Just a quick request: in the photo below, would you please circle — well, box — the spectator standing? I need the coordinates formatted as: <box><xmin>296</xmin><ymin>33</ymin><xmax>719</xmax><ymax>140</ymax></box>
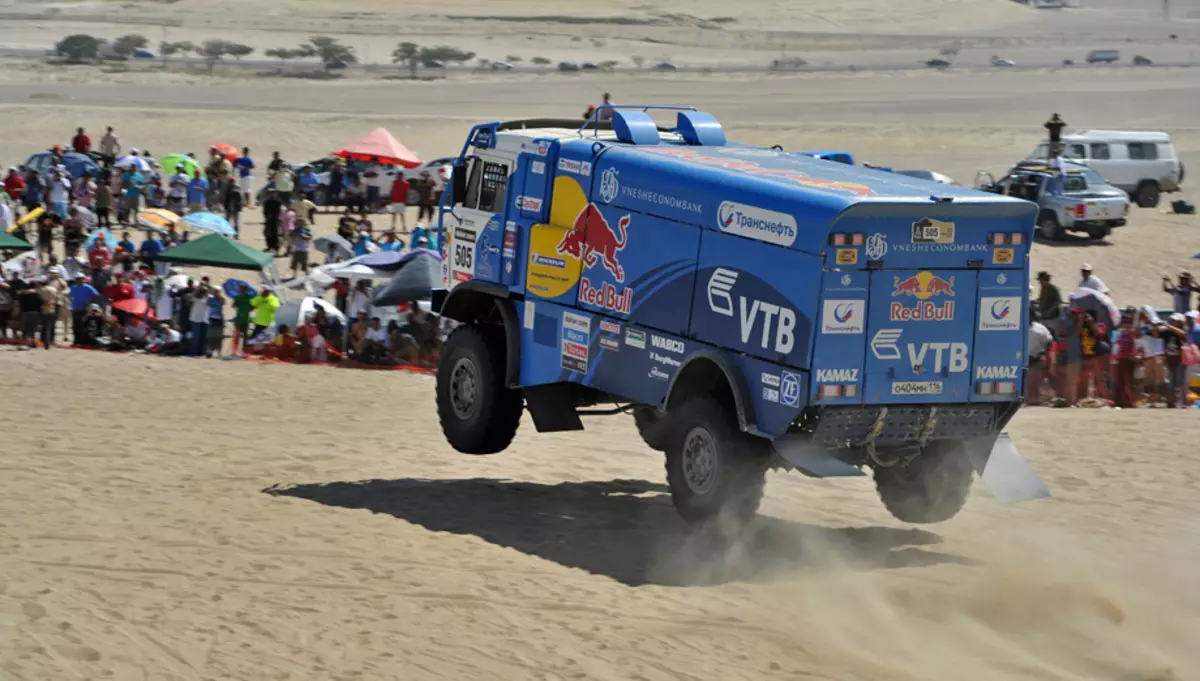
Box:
<box><xmin>267</xmin><ymin>151</ymin><xmax>285</xmax><ymax>176</ymax></box>
<box><xmin>1027</xmin><ymin>318</ymin><xmax>1053</xmax><ymax>404</ymax></box>
<box><xmin>167</xmin><ymin>165</ymin><xmax>189</xmax><ymax>214</ymax></box>
<box><xmin>344</xmin><ymin>174</ymin><xmax>366</xmax><ymax>213</ymax></box>
<box><xmin>348</xmin><ymin>280</ymin><xmax>371</xmax><ymax>318</ymax></box>
<box><xmin>1159</xmin><ymin>314</ymin><xmax>1190</xmax><ymax>407</ymax></box>
<box><xmin>413</xmin><ymin>171</ymin><xmax>436</xmax><ymax>224</ymax></box>
<box><xmin>389</xmin><ymin>174</ymin><xmax>410</xmax><ymax>232</ymax></box>
<box><xmin>23</xmin><ymin>170</ymin><xmax>44</xmax><ymax>215</ymax></box>
<box><xmin>291</xmin><ymin>225</ymin><xmax>311</xmax><ymax>277</ymax></box>
<box><xmin>95</xmin><ymin>180</ymin><xmax>112</xmax><ymax>229</ymax></box>
<box><xmin>4</xmin><ymin>168</ymin><xmax>25</xmax><ymax>206</ymax></box>
<box><xmin>224</xmin><ymin>178</ymin><xmax>243</xmax><ymax>237</ymax></box>
<box><xmin>119</xmin><ymin>164</ymin><xmax>145</xmax><ymax>224</ymax></box>
<box><xmin>48</xmin><ymin>171</ymin><xmax>71</xmax><ymax>219</ymax></box>
<box><xmin>138</xmin><ymin>232</ymin><xmax>164</xmax><ymax>267</ymax></box>
<box><xmin>188</xmin><ymin>284</ymin><xmax>210</xmax><ymax>357</ymax></box>
<box><xmin>71</xmin><ymin>127</ymin><xmax>91</xmax><ymax>154</ymax></box>
<box><xmin>37</xmin><ymin>276</ymin><xmax>59</xmax><ymax>349</ymax></box>
<box><xmin>1162</xmin><ymin>272</ymin><xmax>1200</xmax><ymax>314</ymax></box>
<box><xmin>1078</xmin><ymin>264</ymin><xmax>1109</xmax><ymax>295</ymax></box>
<box><xmin>187</xmin><ymin>169</ymin><xmax>210</xmax><ymax>214</ymax></box>
<box><xmin>1044</xmin><ymin>113</ymin><xmax>1066</xmax><ymax>157</ymax></box>
<box><xmin>262</xmin><ymin>190</ymin><xmax>282</xmax><ymax>254</ymax></box>
<box><xmin>298</xmin><ymin>165</ymin><xmax>320</xmax><ymax>199</ymax></box>
<box><xmin>16</xmin><ymin>278</ymin><xmax>43</xmax><ymax>349</ymax></box>
<box><xmin>235</xmin><ymin>147</ymin><xmax>255</xmax><ymax>207</ymax></box>
<box><xmin>274</xmin><ymin>165</ymin><xmax>295</xmax><ymax>206</ymax></box>
<box><xmin>249</xmin><ymin>286</ymin><xmax>280</xmax><ymax>338</ymax></box>
<box><xmin>232</xmin><ymin>284</ymin><xmax>254</xmax><ymax>351</ymax></box>
<box><xmin>0</xmin><ymin>278</ymin><xmax>13</xmax><ymax>340</ymax></box>
<box><xmin>98</xmin><ymin>127</ymin><xmax>120</xmax><ymax>164</ymax></box>
<box><xmin>1112</xmin><ymin>315</ymin><xmax>1138</xmax><ymax>408</ymax></box>
<box><xmin>68</xmin><ymin>274</ymin><xmax>97</xmax><ymax>344</ymax></box>
<box><xmin>206</xmin><ymin>288</ymin><xmax>225</xmax><ymax>357</ymax></box>
<box><xmin>327</xmin><ymin>159</ymin><xmax>345</xmax><ymax>208</ymax></box>
<box><xmin>363</xmin><ymin>157</ymin><xmax>384</xmax><ymax>210</ymax></box>
<box><xmin>280</xmin><ymin>205</ymin><xmax>296</xmax><ymax>257</ymax></box>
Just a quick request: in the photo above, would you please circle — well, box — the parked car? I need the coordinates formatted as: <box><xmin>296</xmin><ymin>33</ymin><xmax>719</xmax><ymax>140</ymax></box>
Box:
<box><xmin>991</xmin><ymin>57</ymin><xmax>1016</xmax><ymax>68</ymax></box>
<box><xmin>581</xmin><ymin>62</ymin><xmax>598</xmax><ymax>71</ymax></box>
<box><xmin>325</xmin><ymin>60</ymin><xmax>348</xmax><ymax>70</ymax></box>
<box><xmin>1086</xmin><ymin>49</ymin><xmax>1120</xmax><ymax>64</ymax></box>
<box><xmin>558</xmin><ymin>62</ymin><xmax>580</xmax><ymax>72</ymax></box>
<box><xmin>1026</xmin><ymin>130</ymin><xmax>1184</xmax><ymax>207</ymax></box>
<box><xmin>490</xmin><ymin>61</ymin><xmax>513</xmax><ymax>71</ymax></box>
<box><xmin>1132</xmin><ymin>55</ymin><xmax>1153</xmax><ymax>66</ymax></box>
<box><xmin>976</xmin><ymin>161</ymin><xmax>1129</xmax><ymax>240</ymax></box>
<box><xmin>133</xmin><ymin>49</ymin><xmax>155</xmax><ymax>59</ymax></box>
<box><xmin>654</xmin><ymin>62</ymin><xmax>678</xmax><ymax>71</ymax></box>
<box><xmin>925</xmin><ymin>58</ymin><xmax>951</xmax><ymax>69</ymax></box>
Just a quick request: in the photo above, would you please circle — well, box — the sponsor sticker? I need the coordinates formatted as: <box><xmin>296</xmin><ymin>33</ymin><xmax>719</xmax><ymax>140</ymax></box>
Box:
<box><xmin>648</xmin><ymin>366</ymin><xmax>670</xmax><ymax>381</ymax></box>
<box><xmin>993</xmin><ymin>248</ymin><xmax>1014</xmax><ymax>265</ymax></box>
<box><xmin>890</xmin><ymin>301</ymin><xmax>955</xmax><ymax>322</ymax></box>
<box><xmin>821</xmin><ymin>300</ymin><xmax>865</xmax><ymax>335</ymax></box>
<box><xmin>979</xmin><ymin>296</ymin><xmax>1021</xmax><ymax>331</ymax></box>
<box><xmin>560</xmin><ymin>311</ymin><xmax>590</xmax><ymax>373</ymax></box>
<box><xmin>976</xmin><ymin>365</ymin><xmax>1019</xmax><ymax>380</ymax></box>
<box><xmin>911</xmin><ymin>217</ymin><xmax>955</xmax><ymax>244</ymax></box>
<box><xmin>892</xmin><ymin>271</ymin><xmax>954</xmax><ymax>300</ymax></box>
<box><xmin>815</xmin><ymin>368</ymin><xmax>859</xmax><ymax>383</ymax></box>
<box><xmin>865</xmin><ymin>233</ymin><xmax>888</xmax><ymax>259</ymax></box>
<box><xmin>779</xmin><ymin>371</ymin><xmax>801</xmax><ymax>407</ymax></box>
<box><xmin>762</xmin><ymin>386</ymin><xmax>780</xmax><ymax>403</ymax></box>
<box><xmin>599</xmin><ymin>336</ymin><xmax>620</xmax><ymax>352</ymax></box>
<box><xmin>532</xmin><ymin>161</ymin><xmax>545</xmax><ymax>175</ymax></box>
<box><xmin>536</xmin><ymin>140</ymin><xmax>550</xmax><ymax>155</ymax></box>
<box><xmin>624</xmin><ymin>328</ymin><xmax>646</xmax><ymax>349</ymax></box>
<box><xmin>531</xmin><ymin>252</ymin><xmax>566</xmax><ymax>269</ymax></box>
<box><xmin>761</xmin><ymin>372</ymin><xmax>780</xmax><ymax>388</ymax></box>
<box><xmin>580</xmin><ymin>161</ymin><xmax>592</xmax><ymax>176</ymax></box>
<box><xmin>650</xmin><ymin>352</ymin><xmax>681</xmax><ymax>368</ymax></box>
<box><xmin>562</xmin><ymin>311</ymin><xmax>590</xmax><ymax>334</ymax></box>
<box><xmin>599</xmin><ymin>320</ymin><xmax>621</xmax><ymax>335</ymax></box>
<box><xmin>516</xmin><ymin>196</ymin><xmax>543</xmax><ymax>212</ymax></box>
<box><xmin>650</xmin><ymin>335</ymin><xmax>684</xmax><ymax>354</ymax></box>
<box><xmin>836</xmin><ymin>249</ymin><xmax>858</xmax><ymax>265</ymax></box>
<box><xmin>716</xmin><ymin>201</ymin><xmax>797</xmax><ymax>246</ymax></box>
<box><xmin>892</xmin><ymin>381</ymin><xmax>944</xmax><ymax>395</ymax></box>
<box><xmin>558</xmin><ymin>158</ymin><xmax>582</xmax><ymax>174</ymax></box>
<box><xmin>579</xmin><ymin>278</ymin><xmax>632</xmax><ymax>315</ymax></box>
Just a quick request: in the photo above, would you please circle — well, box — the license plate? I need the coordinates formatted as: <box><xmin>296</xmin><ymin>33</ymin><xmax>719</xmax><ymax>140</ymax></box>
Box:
<box><xmin>892</xmin><ymin>381</ymin><xmax>944</xmax><ymax>395</ymax></box>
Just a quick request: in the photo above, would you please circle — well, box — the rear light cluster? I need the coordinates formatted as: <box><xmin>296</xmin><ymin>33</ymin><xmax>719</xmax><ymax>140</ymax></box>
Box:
<box><xmin>989</xmin><ymin>232</ymin><xmax>1025</xmax><ymax>246</ymax></box>
<box><xmin>828</xmin><ymin>233</ymin><xmax>865</xmax><ymax>247</ymax></box>
<box><xmin>818</xmin><ymin>384</ymin><xmax>859</xmax><ymax>399</ymax></box>
<box><xmin>1074</xmin><ymin>203</ymin><xmax>1087</xmax><ymax>218</ymax></box>
<box><xmin>976</xmin><ymin>381</ymin><xmax>1017</xmax><ymax>396</ymax></box>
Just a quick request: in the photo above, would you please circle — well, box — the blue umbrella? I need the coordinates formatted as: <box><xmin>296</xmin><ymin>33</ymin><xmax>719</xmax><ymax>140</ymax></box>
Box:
<box><xmin>180</xmin><ymin>212</ymin><xmax>236</xmax><ymax>236</ymax></box>
<box><xmin>371</xmin><ymin>251</ymin><xmax>441</xmax><ymax>306</ymax></box>
<box><xmin>25</xmin><ymin>151</ymin><xmax>99</xmax><ymax>180</ymax></box>
<box><xmin>223</xmin><ymin>278</ymin><xmax>257</xmax><ymax>298</ymax></box>
<box><xmin>85</xmin><ymin>229</ymin><xmax>117</xmax><ymax>250</ymax></box>
<box><xmin>357</xmin><ymin>250</ymin><xmax>406</xmax><ymax>270</ymax></box>
<box><xmin>399</xmin><ymin>247</ymin><xmax>441</xmax><ymax>263</ymax></box>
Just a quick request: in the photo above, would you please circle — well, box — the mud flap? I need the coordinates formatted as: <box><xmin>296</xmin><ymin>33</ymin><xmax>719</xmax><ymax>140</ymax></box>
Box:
<box><xmin>965</xmin><ymin>433</ymin><xmax>1050</xmax><ymax>504</ymax></box>
<box><xmin>772</xmin><ymin>436</ymin><xmax>865</xmax><ymax>478</ymax></box>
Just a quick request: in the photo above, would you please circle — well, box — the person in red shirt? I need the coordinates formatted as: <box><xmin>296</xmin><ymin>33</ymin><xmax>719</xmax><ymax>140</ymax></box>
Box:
<box><xmin>3</xmin><ymin>168</ymin><xmax>25</xmax><ymax>203</ymax></box>
<box><xmin>72</xmin><ymin>128</ymin><xmax>91</xmax><ymax>154</ymax></box>
<box><xmin>89</xmin><ymin>242</ymin><xmax>112</xmax><ymax>269</ymax></box>
<box><xmin>389</xmin><ymin>175</ymin><xmax>411</xmax><ymax>232</ymax></box>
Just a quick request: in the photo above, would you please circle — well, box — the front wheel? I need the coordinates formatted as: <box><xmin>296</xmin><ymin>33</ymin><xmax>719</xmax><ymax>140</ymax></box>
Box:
<box><xmin>436</xmin><ymin>325</ymin><xmax>523</xmax><ymax>454</ymax></box>
<box><xmin>665</xmin><ymin>396</ymin><xmax>771</xmax><ymax>526</ymax></box>
<box><xmin>873</xmin><ymin>440</ymin><xmax>974</xmax><ymax>523</ymax></box>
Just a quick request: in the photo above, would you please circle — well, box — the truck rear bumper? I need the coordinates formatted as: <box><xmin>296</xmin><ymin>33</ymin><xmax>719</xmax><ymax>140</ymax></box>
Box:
<box><xmin>806</xmin><ymin>403</ymin><xmax>1010</xmax><ymax>449</ymax></box>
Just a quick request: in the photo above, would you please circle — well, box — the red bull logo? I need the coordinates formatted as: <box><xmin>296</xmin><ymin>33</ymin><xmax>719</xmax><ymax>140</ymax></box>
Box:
<box><xmin>555</xmin><ymin>203</ymin><xmax>630</xmax><ymax>283</ymax></box>
<box><xmin>892</xmin><ymin>271</ymin><xmax>955</xmax><ymax>300</ymax></box>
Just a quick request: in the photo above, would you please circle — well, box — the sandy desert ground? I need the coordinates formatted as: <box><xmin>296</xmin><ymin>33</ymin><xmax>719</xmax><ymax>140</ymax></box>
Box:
<box><xmin>3</xmin><ymin>1</ymin><xmax>1200</xmax><ymax>679</ymax></box>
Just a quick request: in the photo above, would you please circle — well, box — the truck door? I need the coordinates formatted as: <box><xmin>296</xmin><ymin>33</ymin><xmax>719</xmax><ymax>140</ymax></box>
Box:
<box><xmin>445</xmin><ymin>153</ymin><xmax>513</xmax><ymax>288</ymax></box>
<box><xmin>863</xmin><ymin>269</ymin><xmax>978</xmax><ymax>403</ymax></box>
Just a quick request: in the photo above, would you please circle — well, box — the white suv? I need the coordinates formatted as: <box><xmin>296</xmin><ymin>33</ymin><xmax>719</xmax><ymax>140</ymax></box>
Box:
<box><xmin>1028</xmin><ymin>130</ymin><xmax>1183</xmax><ymax>208</ymax></box>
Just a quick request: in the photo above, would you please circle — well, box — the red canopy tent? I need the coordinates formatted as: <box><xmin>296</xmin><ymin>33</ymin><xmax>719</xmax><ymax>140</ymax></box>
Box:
<box><xmin>333</xmin><ymin>128</ymin><xmax>422</xmax><ymax>168</ymax></box>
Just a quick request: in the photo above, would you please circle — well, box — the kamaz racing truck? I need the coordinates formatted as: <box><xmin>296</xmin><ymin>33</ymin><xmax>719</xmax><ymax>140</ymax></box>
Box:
<box><xmin>433</xmin><ymin>106</ymin><xmax>1049</xmax><ymax>526</ymax></box>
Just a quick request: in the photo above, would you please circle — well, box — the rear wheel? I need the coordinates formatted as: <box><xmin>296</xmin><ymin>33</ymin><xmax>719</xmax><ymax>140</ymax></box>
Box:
<box><xmin>436</xmin><ymin>325</ymin><xmax>523</xmax><ymax>454</ymax></box>
<box><xmin>1087</xmin><ymin>224</ymin><xmax>1111</xmax><ymax>240</ymax></box>
<box><xmin>632</xmin><ymin>406</ymin><xmax>670</xmax><ymax>451</ymax></box>
<box><xmin>1134</xmin><ymin>181</ymin><xmax>1161</xmax><ymax>208</ymax></box>
<box><xmin>1038</xmin><ymin>213</ymin><xmax>1062</xmax><ymax>241</ymax></box>
<box><xmin>665</xmin><ymin>396</ymin><xmax>771</xmax><ymax>526</ymax></box>
<box><xmin>873</xmin><ymin>440</ymin><xmax>974</xmax><ymax>523</ymax></box>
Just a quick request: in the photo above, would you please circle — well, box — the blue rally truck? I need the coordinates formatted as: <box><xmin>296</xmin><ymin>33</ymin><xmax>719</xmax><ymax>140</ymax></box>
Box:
<box><xmin>434</xmin><ymin>107</ymin><xmax>1049</xmax><ymax>526</ymax></box>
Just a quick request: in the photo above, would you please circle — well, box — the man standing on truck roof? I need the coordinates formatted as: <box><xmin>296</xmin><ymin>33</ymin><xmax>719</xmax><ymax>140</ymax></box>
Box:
<box><xmin>1044</xmin><ymin>113</ymin><xmax>1066</xmax><ymax>158</ymax></box>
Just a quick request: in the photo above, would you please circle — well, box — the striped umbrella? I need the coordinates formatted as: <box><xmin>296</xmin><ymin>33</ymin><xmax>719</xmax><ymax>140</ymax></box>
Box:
<box><xmin>136</xmin><ymin>208</ymin><xmax>180</xmax><ymax>233</ymax></box>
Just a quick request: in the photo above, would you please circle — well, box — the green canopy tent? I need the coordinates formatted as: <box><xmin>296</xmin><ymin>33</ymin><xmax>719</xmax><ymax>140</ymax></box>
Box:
<box><xmin>0</xmin><ymin>232</ymin><xmax>35</xmax><ymax>251</ymax></box>
<box><xmin>155</xmin><ymin>233</ymin><xmax>274</xmax><ymax>271</ymax></box>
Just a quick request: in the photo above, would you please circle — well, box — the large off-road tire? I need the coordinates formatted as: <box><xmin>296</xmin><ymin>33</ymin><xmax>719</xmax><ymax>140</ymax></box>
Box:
<box><xmin>632</xmin><ymin>406</ymin><xmax>670</xmax><ymax>452</ymax></box>
<box><xmin>436</xmin><ymin>325</ymin><xmax>523</xmax><ymax>455</ymax></box>
<box><xmin>873</xmin><ymin>440</ymin><xmax>974</xmax><ymax>524</ymax></box>
<box><xmin>665</xmin><ymin>396</ymin><xmax>771</xmax><ymax>526</ymax></box>
<box><xmin>1134</xmin><ymin>181</ymin><xmax>1161</xmax><ymax>208</ymax></box>
<box><xmin>1038</xmin><ymin>213</ymin><xmax>1063</xmax><ymax>241</ymax></box>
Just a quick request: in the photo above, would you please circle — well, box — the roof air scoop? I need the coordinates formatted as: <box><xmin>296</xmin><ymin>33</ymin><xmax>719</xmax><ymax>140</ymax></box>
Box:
<box><xmin>612</xmin><ymin>111</ymin><xmax>661</xmax><ymax>146</ymax></box>
<box><xmin>676</xmin><ymin>111</ymin><xmax>726</xmax><ymax>146</ymax></box>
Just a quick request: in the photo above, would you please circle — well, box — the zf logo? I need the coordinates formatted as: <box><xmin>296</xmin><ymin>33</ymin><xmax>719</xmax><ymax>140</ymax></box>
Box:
<box><xmin>779</xmin><ymin>371</ymin><xmax>801</xmax><ymax>407</ymax></box>
<box><xmin>706</xmin><ymin>268</ymin><xmax>796</xmax><ymax>354</ymax></box>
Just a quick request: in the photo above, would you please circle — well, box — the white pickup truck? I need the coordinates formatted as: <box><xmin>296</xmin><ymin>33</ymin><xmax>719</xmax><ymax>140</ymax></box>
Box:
<box><xmin>976</xmin><ymin>161</ymin><xmax>1130</xmax><ymax>241</ymax></box>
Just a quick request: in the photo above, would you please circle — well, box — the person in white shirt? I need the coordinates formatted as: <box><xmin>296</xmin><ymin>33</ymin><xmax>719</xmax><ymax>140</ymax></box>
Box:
<box><xmin>347</xmin><ymin>280</ymin><xmax>371</xmax><ymax>318</ymax></box>
<box><xmin>1027</xmin><ymin>319</ymin><xmax>1054</xmax><ymax>403</ymax></box>
<box><xmin>363</xmin><ymin>158</ymin><xmax>387</xmax><ymax>209</ymax></box>
<box><xmin>48</xmin><ymin>172</ymin><xmax>71</xmax><ymax>218</ymax></box>
<box><xmin>362</xmin><ymin>316</ymin><xmax>388</xmax><ymax>363</ymax></box>
<box><xmin>167</xmin><ymin>166</ymin><xmax>190</xmax><ymax>214</ymax></box>
<box><xmin>99</xmin><ymin>127</ymin><xmax>120</xmax><ymax>161</ymax></box>
<box><xmin>1077</xmin><ymin>264</ymin><xmax>1109</xmax><ymax>295</ymax></box>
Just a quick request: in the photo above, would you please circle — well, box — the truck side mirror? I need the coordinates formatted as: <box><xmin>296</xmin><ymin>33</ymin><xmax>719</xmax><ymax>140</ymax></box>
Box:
<box><xmin>453</xmin><ymin>165</ymin><xmax>467</xmax><ymax>206</ymax></box>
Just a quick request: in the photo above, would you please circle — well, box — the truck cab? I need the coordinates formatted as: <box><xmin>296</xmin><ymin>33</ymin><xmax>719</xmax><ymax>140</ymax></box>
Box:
<box><xmin>434</xmin><ymin>107</ymin><xmax>1049</xmax><ymax>528</ymax></box>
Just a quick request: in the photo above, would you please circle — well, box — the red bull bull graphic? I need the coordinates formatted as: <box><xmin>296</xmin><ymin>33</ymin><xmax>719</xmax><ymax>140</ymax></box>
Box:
<box><xmin>890</xmin><ymin>271</ymin><xmax>956</xmax><ymax>321</ymax></box>
<box><xmin>554</xmin><ymin>204</ymin><xmax>633</xmax><ymax>315</ymax></box>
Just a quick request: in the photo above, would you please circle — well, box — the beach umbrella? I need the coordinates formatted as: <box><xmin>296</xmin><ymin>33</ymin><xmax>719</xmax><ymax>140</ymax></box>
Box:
<box><xmin>273</xmin><ymin>296</ymin><xmax>345</xmax><ymax>331</ymax></box>
<box><xmin>165</xmin><ymin>273</ymin><xmax>190</xmax><ymax>290</ymax></box>
<box><xmin>85</xmin><ymin>229</ymin><xmax>118</xmax><ymax>250</ymax></box>
<box><xmin>180</xmin><ymin>212</ymin><xmax>236</xmax><ymax>236</ymax></box>
<box><xmin>322</xmin><ymin>261</ymin><xmax>390</xmax><ymax>281</ymax></box>
<box><xmin>223</xmin><ymin>278</ymin><xmax>257</xmax><ymax>298</ymax></box>
<box><xmin>0</xmin><ymin>231</ymin><xmax>34</xmax><ymax>251</ymax></box>
<box><xmin>1069</xmin><ymin>288</ymin><xmax>1120</xmax><ymax>331</ymax></box>
<box><xmin>116</xmin><ymin>155</ymin><xmax>151</xmax><ymax>172</ymax></box>
<box><xmin>137</xmin><ymin>208</ymin><xmax>180</xmax><ymax>233</ymax></box>
<box><xmin>210</xmin><ymin>144</ymin><xmax>239</xmax><ymax>162</ymax></box>
<box><xmin>112</xmin><ymin>298</ymin><xmax>151</xmax><ymax>318</ymax></box>
<box><xmin>160</xmin><ymin>154</ymin><xmax>201</xmax><ymax>176</ymax></box>
<box><xmin>357</xmin><ymin>250</ymin><xmax>407</xmax><ymax>271</ymax></box>
<box><xmin>314</xmin><ymin>234</ymin><xmax>353</xmax><ymax>261</ymax></box>
<box><xmin>372</xmin><ymin>251</ymin><xmax>440</xmax><ymax>306</ymax></box>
